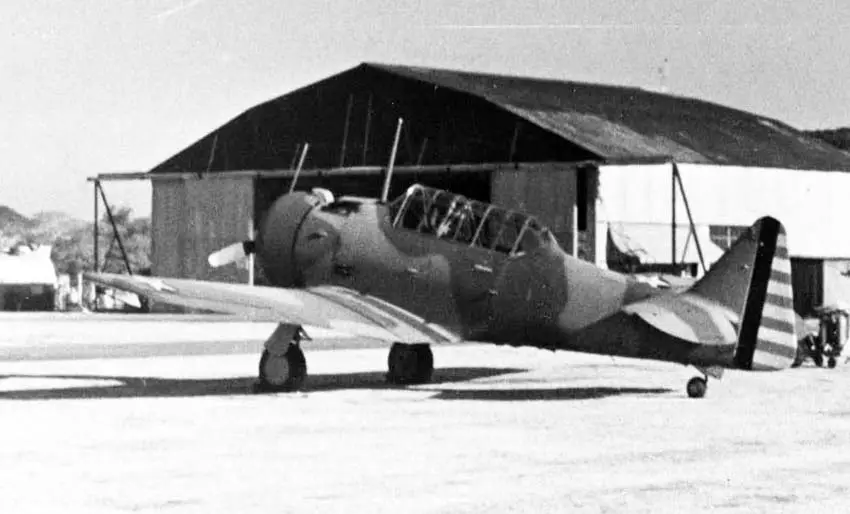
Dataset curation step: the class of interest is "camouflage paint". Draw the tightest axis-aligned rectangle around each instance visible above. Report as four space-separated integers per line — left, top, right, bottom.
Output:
232 188 798 373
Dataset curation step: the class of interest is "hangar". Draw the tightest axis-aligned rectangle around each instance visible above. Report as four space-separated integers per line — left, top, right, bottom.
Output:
109 63 850 315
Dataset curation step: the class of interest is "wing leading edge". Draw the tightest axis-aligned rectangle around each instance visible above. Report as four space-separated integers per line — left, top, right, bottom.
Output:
82 272 460 345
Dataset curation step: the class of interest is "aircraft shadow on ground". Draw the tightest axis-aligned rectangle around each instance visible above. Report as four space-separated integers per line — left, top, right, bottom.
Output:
428 386 674 401
0 368 675 402
0 367 526 401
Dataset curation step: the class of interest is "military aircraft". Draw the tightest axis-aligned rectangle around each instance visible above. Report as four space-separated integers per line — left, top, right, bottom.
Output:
85 183 798 398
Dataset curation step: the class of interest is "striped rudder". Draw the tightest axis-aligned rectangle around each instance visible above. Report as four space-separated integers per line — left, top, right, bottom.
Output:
691 217 797 370
742 220 797 370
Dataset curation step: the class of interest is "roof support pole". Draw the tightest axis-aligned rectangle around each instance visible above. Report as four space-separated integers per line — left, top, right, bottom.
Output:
672 162 707 274
97 181 133 275
671 164 676 265
93 179 99 273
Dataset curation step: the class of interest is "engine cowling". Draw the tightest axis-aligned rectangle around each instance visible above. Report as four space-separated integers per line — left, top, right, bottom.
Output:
255 191 340 287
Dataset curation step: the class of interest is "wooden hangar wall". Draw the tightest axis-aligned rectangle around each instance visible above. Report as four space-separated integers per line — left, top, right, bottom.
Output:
150 174 253 282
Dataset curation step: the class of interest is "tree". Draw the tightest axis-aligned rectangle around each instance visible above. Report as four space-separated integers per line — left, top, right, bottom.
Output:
50 206 151 274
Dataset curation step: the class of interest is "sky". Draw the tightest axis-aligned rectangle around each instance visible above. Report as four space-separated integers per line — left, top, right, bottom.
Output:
1 0 849 220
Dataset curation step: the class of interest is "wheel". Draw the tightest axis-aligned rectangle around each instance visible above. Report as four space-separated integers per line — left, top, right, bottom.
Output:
686 376 707 399
257 344 307 392
828 357 837 368
387 343 434 385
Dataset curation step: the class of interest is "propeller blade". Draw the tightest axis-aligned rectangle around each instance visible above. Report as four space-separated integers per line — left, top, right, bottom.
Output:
208 241 255 268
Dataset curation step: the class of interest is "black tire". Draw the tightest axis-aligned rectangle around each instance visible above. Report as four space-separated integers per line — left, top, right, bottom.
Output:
387 343 434 385
257 344 307 392
828 357 837 369
686 377 707 399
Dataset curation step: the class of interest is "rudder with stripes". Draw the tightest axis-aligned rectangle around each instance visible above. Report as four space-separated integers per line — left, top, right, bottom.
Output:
690 217 797 370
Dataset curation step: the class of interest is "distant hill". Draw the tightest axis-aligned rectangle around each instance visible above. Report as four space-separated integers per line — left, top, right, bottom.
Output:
0 205 36 229
31 211 89 234
805 127 850 151
0 205 86 249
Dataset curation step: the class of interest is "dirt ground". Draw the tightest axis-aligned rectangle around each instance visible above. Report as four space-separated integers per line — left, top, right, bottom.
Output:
1 313 849 513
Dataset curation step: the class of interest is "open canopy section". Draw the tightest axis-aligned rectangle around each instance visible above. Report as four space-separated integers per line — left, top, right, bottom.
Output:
388 184 552 256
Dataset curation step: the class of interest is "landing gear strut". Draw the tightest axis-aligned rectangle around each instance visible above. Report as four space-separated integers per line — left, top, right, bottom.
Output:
256 324 308 392
387 343 434 385
686 376 708 399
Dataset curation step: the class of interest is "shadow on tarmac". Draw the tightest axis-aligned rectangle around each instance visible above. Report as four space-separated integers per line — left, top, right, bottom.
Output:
0 367 527 400
429 386 674 401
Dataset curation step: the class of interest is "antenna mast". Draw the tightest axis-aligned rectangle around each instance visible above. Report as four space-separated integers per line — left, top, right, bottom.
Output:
380 118 404 203
288 142 310 194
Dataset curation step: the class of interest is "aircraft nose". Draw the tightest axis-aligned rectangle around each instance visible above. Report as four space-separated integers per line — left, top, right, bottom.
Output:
256 191 325 286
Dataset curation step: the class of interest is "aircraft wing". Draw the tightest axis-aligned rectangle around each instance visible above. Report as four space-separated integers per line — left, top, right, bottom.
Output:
82 272 461 345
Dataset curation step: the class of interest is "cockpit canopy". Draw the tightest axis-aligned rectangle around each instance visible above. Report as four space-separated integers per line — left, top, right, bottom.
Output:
388 184 552 256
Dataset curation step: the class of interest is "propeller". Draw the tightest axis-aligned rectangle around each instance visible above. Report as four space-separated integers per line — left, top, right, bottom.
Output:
206 187 336 269
208 240 255 268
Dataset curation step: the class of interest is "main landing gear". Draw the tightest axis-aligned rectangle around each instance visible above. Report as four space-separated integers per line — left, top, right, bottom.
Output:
256 324 308 393
386 342 434 385
254 325 436 393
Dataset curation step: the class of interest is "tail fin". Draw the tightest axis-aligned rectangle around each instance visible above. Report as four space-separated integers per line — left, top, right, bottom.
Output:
690 217 797 370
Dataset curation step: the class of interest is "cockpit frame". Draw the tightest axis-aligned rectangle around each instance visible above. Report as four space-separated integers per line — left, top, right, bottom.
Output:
388 184 551 256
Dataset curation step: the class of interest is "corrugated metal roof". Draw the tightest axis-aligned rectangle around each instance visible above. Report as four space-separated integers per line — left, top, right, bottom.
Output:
371 63 850 171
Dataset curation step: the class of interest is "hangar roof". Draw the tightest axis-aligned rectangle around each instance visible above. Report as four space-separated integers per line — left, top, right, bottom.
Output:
150 63 850 173
373 63 850 171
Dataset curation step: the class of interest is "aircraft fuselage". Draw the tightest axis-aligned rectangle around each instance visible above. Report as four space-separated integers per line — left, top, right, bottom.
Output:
252 186 722 366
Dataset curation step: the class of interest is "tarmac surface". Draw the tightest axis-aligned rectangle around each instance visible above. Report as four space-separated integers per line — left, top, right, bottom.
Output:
1 312 850 513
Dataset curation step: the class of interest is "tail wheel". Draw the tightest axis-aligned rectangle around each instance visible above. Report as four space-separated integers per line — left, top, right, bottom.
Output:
387 343 434 385
686 376 708 399
257 344 307 392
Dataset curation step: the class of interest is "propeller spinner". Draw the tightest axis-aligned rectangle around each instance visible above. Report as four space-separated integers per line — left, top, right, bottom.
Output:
206 188 337 286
